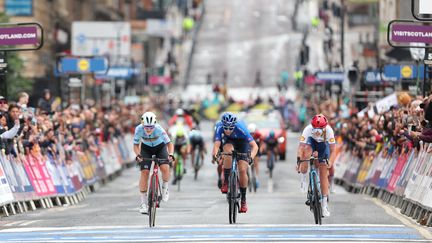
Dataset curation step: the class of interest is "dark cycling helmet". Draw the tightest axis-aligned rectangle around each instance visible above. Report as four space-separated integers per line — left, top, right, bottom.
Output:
311 114 328 129
221 112 237 127
269 130 275 138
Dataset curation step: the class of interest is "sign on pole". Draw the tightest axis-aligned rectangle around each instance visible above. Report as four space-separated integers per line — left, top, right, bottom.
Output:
316 72 345 83
425 49 432 65
72 22 131 65
388 20 432 48
57 56 108 74
0 23 43 51
419 0 432 14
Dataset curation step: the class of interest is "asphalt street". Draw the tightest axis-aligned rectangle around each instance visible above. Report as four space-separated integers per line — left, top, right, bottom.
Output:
0 121 430 242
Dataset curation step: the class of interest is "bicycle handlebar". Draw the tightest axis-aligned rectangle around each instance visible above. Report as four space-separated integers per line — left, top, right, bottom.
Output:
218 152 249 157
141 157 171 162
297 156 329 165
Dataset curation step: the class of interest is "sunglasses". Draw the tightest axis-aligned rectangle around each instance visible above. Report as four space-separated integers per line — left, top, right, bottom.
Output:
223 126 235 131
0 100 7 105
144 125 155 129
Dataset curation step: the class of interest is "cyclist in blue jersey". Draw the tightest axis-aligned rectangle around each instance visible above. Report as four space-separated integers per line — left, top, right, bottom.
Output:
134 112 174 214
212 112 258 213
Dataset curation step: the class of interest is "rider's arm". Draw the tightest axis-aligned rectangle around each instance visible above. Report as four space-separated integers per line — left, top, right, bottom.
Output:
167 141 174 156
297 126 311 159
326 126 336 166
212 124 223 156
249 140 258 159
213 141 221 157
133 124 142 157
328 143 336 166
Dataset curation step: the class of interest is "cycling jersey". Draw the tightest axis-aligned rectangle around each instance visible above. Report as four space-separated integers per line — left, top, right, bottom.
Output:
300 124 335 162
264 136 278 149
215 120 253 154
252 131 263 144
189 130 204 149
299 124 335 144
214 121 253 143
133 124 171 147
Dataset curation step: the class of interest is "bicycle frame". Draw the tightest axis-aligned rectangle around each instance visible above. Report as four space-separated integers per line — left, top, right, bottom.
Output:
143 155 168 227
298 156 324 225
308 159 322 205
219 150 248 224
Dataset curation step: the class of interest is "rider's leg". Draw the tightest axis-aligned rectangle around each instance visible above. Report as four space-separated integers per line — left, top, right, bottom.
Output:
160 164 170 183
328 164 335 192
299 143 312 192
222 143 234 186
139 170 150 204
181 145 187 165
318 163 329 197
299 143 312 173
190 146 196 167
254 156 259 175
238 160 249 201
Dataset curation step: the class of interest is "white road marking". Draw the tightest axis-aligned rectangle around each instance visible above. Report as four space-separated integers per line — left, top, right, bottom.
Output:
366 197 432 240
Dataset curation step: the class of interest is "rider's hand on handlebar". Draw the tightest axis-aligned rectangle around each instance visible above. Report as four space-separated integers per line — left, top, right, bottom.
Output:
212 155 218 164
168 154 175 163
135 154 143 163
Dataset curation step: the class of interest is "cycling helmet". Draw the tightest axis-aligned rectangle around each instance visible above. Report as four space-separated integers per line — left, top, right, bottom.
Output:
221 112 237 127
175 108 184 116
269 130 275 138
311 114 328 129
141 112 157 126
248 123 257 134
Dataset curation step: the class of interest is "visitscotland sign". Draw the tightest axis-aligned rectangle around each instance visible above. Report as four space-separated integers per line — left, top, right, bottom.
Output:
0 26 38 46
391 24 432 44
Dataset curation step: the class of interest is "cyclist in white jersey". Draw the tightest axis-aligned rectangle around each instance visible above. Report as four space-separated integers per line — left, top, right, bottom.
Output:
296 114 336 217
134 112 174 214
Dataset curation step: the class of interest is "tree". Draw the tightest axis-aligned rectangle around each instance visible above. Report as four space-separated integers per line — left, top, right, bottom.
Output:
0 13 33 101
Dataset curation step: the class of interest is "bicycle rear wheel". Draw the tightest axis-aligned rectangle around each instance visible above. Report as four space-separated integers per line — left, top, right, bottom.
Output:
311 174 322 225
268 153 275 179
194 152 200 180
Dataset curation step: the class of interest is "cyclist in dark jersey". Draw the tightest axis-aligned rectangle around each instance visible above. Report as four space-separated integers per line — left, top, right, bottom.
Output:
189 128 206 168
212 112 258 213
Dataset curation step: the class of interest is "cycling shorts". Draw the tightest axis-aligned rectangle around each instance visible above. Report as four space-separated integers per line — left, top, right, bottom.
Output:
221 137 249 154
140 142 170 170
191 140 204 152
306 137 329 163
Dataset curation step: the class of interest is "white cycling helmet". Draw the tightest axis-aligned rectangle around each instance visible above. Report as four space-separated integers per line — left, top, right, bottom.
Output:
248 123 257 133
141 112 157 126
175 108 184 116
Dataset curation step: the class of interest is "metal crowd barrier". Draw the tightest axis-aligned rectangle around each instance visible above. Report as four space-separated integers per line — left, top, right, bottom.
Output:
0 134 135 217
334 141 432 227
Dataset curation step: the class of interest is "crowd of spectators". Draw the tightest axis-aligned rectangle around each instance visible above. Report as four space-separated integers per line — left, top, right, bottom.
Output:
0 90 161 164
304 92 432 158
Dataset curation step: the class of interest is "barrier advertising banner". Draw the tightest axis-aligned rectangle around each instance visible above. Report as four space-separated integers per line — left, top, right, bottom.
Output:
24 155 56 197
0 160 14 205
387 149 410 192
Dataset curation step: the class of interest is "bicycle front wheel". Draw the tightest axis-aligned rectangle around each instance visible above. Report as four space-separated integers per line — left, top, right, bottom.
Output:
176 159 183 191
228 172 238 224
311 174 322 225
149 176 157 227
